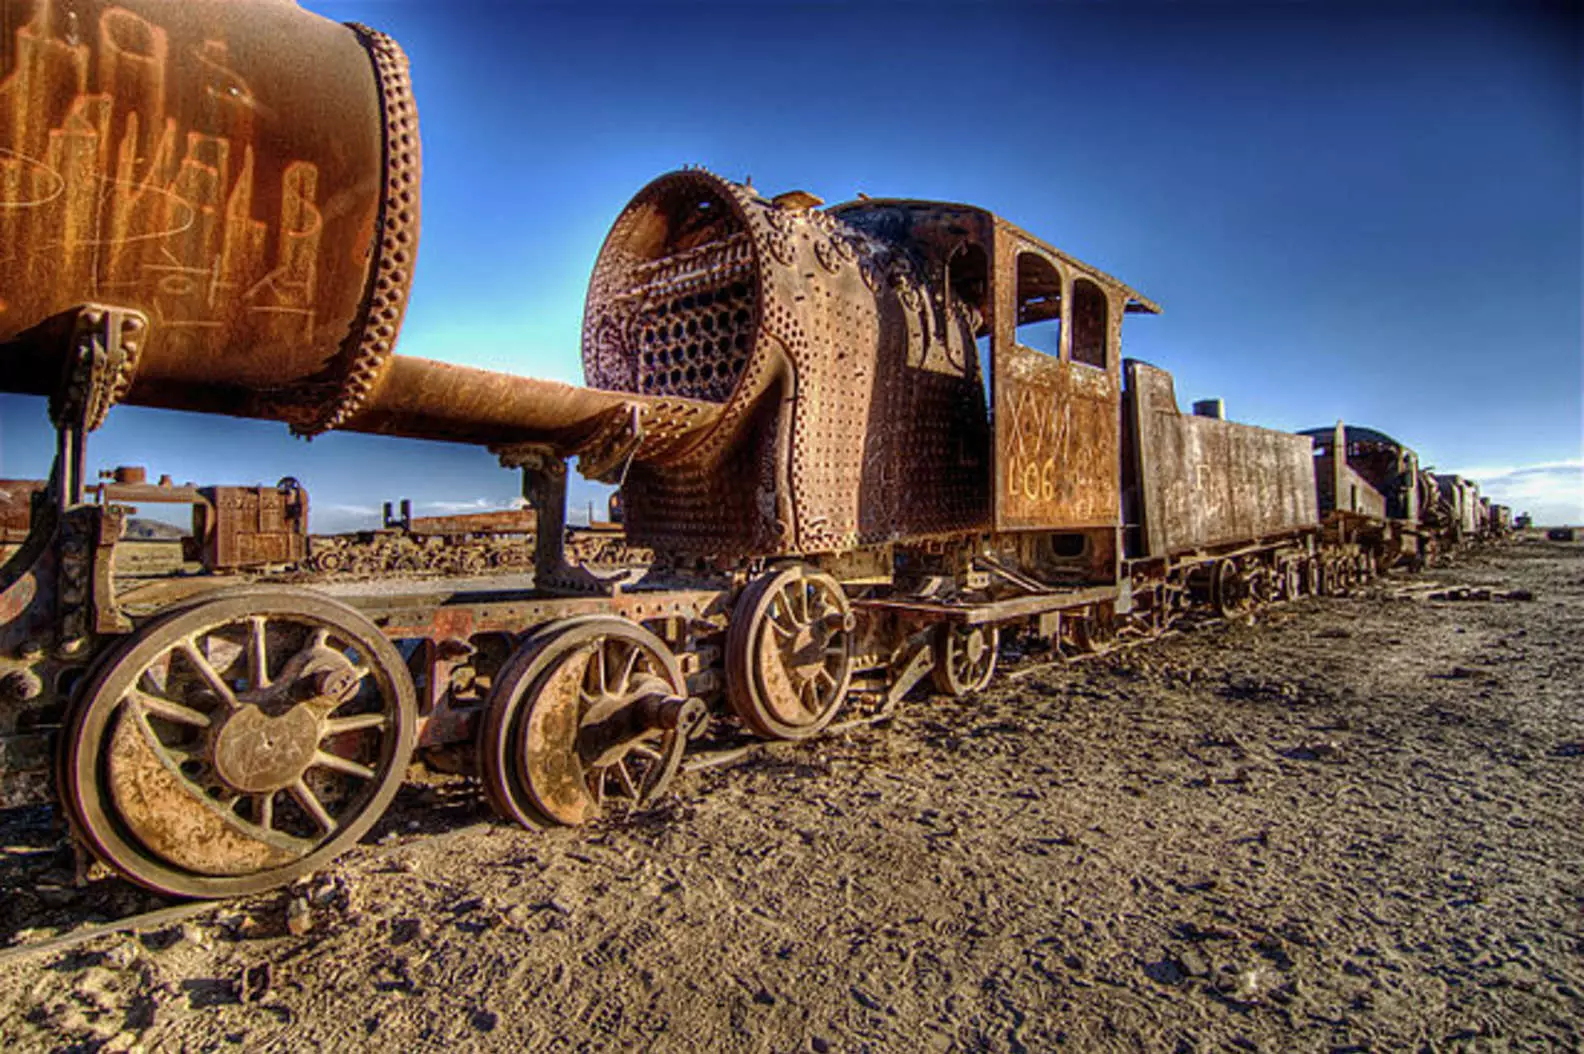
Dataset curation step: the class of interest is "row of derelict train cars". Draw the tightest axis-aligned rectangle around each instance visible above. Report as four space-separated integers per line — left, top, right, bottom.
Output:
0 1 1517 899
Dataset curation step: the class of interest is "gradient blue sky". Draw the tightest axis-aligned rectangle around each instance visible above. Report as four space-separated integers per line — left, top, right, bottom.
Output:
2 0 1579 526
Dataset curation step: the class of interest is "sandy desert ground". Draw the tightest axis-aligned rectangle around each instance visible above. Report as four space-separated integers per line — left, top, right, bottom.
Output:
1 537 1580 1053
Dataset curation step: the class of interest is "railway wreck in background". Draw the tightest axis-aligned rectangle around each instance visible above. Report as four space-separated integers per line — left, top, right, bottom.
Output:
0 0 1508 898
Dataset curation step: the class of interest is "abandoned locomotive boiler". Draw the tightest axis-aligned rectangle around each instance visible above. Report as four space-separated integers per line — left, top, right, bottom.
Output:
0 0 1488 899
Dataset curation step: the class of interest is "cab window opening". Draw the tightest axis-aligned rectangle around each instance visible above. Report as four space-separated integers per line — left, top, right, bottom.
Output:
1071 278 1108 369
1014 251 1063 357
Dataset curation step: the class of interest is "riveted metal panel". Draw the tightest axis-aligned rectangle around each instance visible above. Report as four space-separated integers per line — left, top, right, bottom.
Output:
991 229 1122 532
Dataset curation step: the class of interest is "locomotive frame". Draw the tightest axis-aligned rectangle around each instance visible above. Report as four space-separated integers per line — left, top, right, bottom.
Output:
0 1 1504 900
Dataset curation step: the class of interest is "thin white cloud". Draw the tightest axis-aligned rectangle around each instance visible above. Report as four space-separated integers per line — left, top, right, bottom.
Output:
1446 459 1583 526
417 497 531 514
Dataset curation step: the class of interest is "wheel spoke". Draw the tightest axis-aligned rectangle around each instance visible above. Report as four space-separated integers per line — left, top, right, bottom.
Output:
592 639 609 697
256 792 275 831
630 742 664 762
178 640 239 709
311 750 375 780
247 616 271 689
798 678 821 715
613 642 641 696
613 758 639 800
324 712 388 735
125 687 212 728
290 779 337 834
768 598 804 637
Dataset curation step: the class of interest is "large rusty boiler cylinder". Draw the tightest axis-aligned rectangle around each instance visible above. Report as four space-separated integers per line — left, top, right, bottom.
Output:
582 169 993 558
0 0 419 435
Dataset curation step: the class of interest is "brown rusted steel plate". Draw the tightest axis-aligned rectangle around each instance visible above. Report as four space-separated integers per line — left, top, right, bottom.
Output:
993 342 1120 529
1125 360 1318 557
988 225 1131 532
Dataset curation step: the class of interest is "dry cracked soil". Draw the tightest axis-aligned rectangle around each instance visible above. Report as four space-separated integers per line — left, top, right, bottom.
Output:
1 537 1580 1053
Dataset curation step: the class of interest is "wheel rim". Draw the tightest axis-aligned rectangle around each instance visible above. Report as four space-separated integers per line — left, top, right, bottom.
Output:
726 565 854 740
931 624 999 696
480 617 689 828
61 589 415 898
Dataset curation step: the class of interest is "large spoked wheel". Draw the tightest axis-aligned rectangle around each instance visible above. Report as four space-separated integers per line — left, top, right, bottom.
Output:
1211 559 1250 619
931 623 999 697
60 589 416 898
726 565 854 740
479 617 698 829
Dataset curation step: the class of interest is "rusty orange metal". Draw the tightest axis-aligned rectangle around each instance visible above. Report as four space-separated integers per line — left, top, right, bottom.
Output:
1124 360 1319 556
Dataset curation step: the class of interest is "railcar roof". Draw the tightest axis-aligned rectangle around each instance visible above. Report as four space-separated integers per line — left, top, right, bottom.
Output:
1298 424 1407 449
827 198 1160 316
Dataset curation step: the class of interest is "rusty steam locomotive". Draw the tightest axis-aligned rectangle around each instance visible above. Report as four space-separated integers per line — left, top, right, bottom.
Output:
0 1 1505 898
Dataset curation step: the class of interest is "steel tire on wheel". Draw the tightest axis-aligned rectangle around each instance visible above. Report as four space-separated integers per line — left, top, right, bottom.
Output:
726 565 854 740
60 588 416 899
478 616 689 829
931 623 999 696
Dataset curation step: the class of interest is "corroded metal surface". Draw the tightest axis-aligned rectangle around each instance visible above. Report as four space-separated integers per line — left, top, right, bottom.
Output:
59 588 416 897
0 1 395 425
1124 360 1318 556
724 565 854 739
583 170 1157 559
477 617 693 829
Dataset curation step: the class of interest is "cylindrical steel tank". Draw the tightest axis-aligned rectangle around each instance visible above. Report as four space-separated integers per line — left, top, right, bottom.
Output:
0 0 416 435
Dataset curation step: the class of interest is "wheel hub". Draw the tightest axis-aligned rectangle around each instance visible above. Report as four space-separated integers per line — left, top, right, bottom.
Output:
211 704 321 793
964 630 986 665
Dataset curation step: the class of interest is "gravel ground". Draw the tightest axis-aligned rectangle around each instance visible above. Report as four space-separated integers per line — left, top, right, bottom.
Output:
1 537 1580 1053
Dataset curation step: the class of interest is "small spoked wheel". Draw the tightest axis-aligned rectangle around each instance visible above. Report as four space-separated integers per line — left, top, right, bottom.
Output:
1303 558 1321 597
60 589 416 898
479 617 700 829
1246 567 1275 607
1211 559 1250 618
726 565 855 740
1280 562 1302 601
1068 604 1116 656
931 623 999 697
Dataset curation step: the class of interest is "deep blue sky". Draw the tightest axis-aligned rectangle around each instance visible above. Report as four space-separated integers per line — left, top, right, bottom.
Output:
2 0 1579 525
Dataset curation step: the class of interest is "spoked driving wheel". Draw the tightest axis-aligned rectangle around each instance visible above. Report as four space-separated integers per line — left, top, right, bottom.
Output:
931 623 999 696
726 565 855 740
61 589 416 898
479 617 701 829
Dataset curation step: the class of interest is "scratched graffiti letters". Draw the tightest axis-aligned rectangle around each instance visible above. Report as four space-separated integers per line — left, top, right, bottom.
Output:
0 4 323 348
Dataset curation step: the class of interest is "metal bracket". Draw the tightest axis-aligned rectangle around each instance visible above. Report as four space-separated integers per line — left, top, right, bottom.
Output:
495 443 621 596
47 305 149 506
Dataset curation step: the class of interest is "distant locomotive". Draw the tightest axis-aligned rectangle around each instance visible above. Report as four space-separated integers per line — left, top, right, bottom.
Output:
0 0 1504 898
